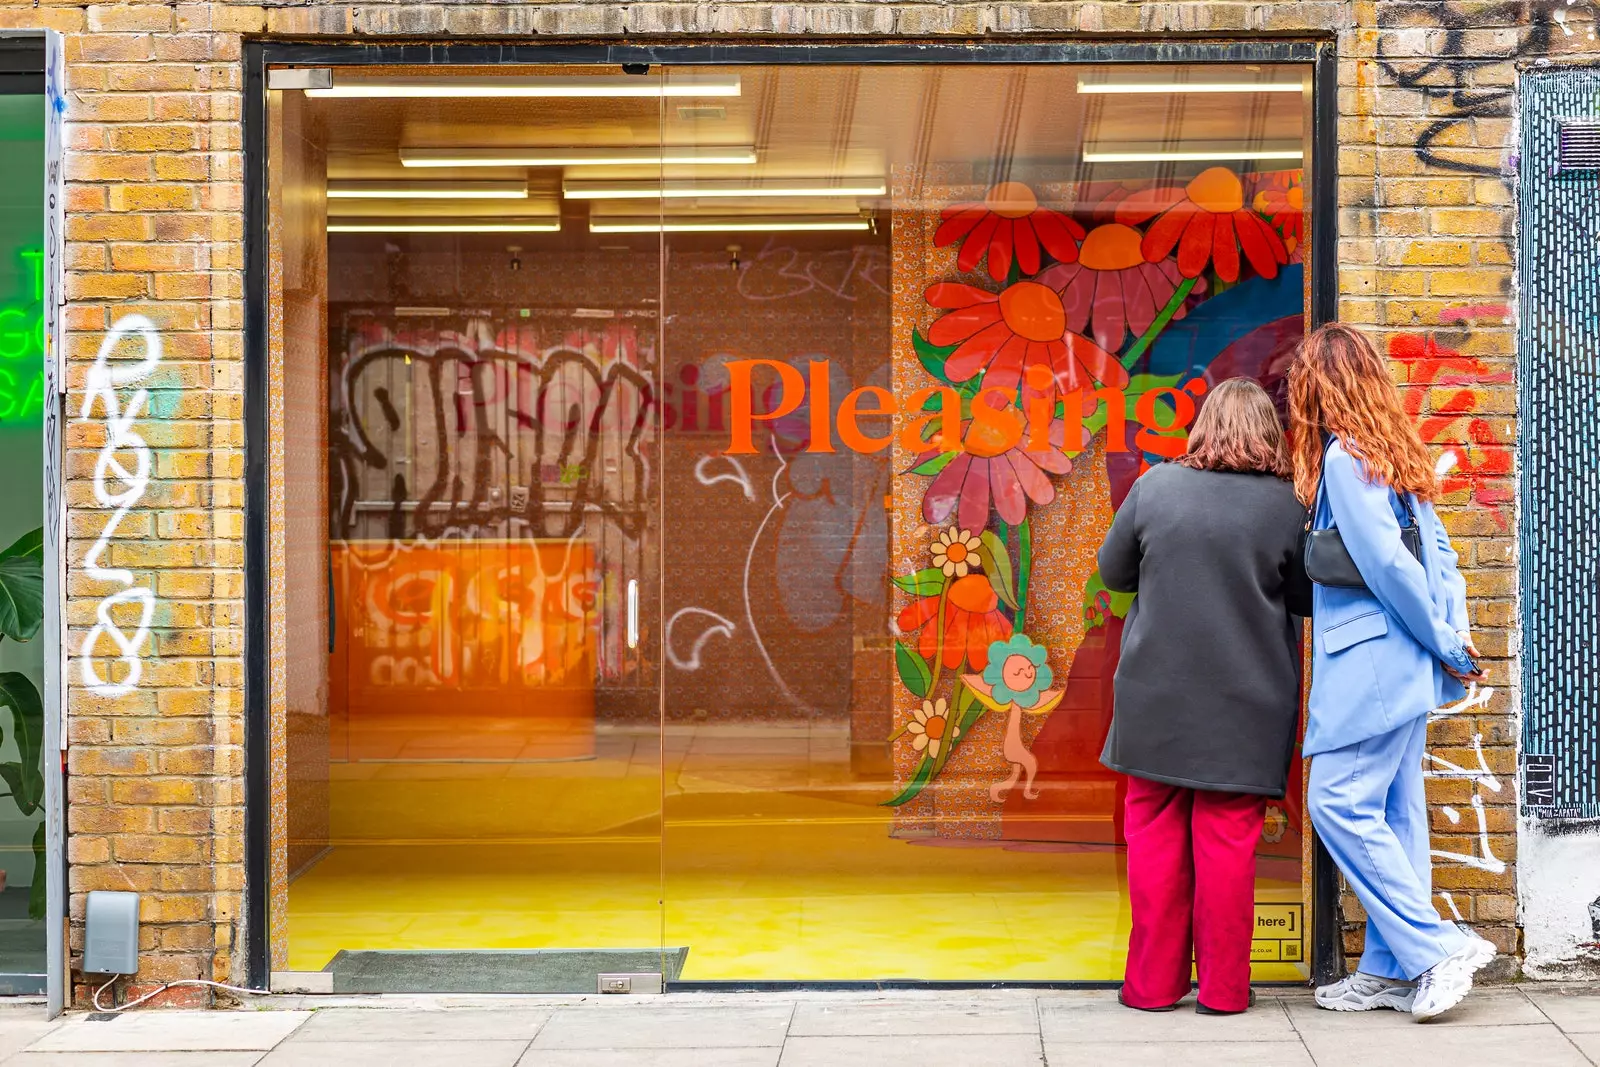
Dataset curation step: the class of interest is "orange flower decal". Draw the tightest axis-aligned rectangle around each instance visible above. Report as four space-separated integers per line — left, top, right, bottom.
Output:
1116 167 1289 282
925 279 1129 400
934 182 1086 282
897 573 1014 671
1035 223 1204 353
1253 175 1304 255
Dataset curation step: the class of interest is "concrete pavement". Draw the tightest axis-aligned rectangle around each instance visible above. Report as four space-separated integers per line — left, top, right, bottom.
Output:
0 985 1597 1065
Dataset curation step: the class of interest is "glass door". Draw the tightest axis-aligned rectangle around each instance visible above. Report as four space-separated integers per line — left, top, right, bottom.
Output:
276 66 667 991
657 60 1313 982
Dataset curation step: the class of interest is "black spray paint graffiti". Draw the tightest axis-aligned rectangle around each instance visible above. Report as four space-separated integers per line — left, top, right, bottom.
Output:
332 337 655 542
1378 1 1593 175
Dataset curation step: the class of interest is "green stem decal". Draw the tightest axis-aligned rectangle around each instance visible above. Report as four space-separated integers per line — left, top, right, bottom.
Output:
928 585 950 694
1017 518 1032 629
1121 276 1197 370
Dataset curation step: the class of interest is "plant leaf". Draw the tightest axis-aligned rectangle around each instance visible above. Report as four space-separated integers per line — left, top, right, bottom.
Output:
931 681 984 780
912 328 958 384
978 530 1019 611
28 821 44 921
892 568 948 598
0 529 43 562
0 673 44 815
908 451 957 478
894 640 933 699
882 755 936 807
0 527 44 644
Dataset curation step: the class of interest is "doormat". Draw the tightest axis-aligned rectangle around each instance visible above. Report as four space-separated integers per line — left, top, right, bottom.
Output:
323 948 689 993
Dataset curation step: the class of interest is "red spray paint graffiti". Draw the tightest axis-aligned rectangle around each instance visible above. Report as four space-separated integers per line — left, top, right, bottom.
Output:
1389 305 1514 529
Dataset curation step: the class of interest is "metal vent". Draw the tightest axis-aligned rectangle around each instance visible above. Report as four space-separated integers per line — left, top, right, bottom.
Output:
1557 120 1600 171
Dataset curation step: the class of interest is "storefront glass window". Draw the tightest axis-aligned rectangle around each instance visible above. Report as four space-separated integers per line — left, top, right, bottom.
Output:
274 58 1312 988
0 84 48 991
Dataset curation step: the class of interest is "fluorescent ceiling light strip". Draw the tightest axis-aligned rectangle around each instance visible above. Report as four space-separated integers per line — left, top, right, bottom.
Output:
328 218 561 233
590 216 870 233
564 178 887 199
309 75 741 98
1082 149 1305 163
401 146 758 168
327 180 529 199
1077 79 1304 94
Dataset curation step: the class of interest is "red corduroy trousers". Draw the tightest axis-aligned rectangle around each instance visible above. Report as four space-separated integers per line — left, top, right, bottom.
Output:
1120 776 1268 1012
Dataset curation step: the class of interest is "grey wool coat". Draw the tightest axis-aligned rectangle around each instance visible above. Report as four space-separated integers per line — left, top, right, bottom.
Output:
1096 462 1310 797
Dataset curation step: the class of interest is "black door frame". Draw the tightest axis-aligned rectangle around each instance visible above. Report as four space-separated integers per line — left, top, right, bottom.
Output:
243 36 1342 991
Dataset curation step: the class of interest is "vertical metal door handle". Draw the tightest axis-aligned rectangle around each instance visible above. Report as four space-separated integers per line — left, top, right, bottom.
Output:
626 579 639 649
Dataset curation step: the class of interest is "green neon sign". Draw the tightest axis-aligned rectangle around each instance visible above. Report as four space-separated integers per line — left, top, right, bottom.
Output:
0 247 44 422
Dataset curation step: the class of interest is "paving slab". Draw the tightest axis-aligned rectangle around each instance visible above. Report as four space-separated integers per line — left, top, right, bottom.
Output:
259 1038 528 1066
1042 1040 1316 1066
530 1006 792 1049
1298 1023 1592 1066
1038 993 1297 1042
517 1050 781 1067
4 1055 264 1067
289 1006 551 1042
1284 988 1547 1031
29 1011 311 1053
777 1033 1045 1067
787 996 1037 1036
0 1019 62 1060
1528 989 1600 1033
1565 1031 1600 1061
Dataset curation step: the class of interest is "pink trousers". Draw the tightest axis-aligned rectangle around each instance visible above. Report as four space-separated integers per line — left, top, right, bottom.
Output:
1120 776 1267 1012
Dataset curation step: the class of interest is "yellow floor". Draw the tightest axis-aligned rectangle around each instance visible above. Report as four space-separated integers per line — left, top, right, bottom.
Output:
287 724 1307 982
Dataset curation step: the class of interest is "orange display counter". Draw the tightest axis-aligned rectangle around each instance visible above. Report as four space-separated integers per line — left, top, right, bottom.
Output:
328 538 599 762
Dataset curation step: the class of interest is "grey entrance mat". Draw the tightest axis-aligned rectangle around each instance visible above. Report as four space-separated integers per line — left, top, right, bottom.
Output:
324 948 688 993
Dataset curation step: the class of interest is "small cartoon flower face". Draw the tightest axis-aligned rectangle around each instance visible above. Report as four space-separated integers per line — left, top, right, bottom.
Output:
982 633 1054 709
931 528 983 578
906 697 960 761
1000 654 1037 694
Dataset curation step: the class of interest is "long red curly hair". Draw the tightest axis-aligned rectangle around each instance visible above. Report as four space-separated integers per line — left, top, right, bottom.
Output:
1287 323 1437 505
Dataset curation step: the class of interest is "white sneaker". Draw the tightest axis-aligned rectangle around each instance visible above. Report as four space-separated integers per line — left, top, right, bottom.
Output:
1411 937 1497 1021
1314 972 1416 1012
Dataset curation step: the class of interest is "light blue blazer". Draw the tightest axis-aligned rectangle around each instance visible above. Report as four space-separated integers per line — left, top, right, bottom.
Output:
1303 437 1476 756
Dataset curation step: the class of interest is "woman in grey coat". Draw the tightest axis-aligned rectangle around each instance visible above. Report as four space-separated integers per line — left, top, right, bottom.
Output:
1097 377 1308 1017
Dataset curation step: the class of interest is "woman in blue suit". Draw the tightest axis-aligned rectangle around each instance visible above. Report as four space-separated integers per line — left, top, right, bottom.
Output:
1289 324 1493 1022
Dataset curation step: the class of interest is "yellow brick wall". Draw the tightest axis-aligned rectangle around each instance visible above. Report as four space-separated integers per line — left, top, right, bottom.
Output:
0 0 1585 1003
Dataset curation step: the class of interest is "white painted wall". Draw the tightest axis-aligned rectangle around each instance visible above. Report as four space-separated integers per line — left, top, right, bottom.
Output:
1519 819 1600 979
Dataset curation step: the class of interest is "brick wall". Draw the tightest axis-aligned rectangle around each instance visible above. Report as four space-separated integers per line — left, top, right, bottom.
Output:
0 0 1589 1002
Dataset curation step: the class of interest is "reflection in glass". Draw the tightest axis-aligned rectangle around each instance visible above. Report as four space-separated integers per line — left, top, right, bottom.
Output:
0 91 46 991
276 59 1313 988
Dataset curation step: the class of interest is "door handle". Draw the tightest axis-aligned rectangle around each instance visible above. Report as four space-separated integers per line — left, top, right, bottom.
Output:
626 579 639 650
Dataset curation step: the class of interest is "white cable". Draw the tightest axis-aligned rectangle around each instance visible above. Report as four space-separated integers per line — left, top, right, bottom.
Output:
92 974 263 1013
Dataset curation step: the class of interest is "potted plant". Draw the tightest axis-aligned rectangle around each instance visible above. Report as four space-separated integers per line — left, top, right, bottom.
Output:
0 528 46 920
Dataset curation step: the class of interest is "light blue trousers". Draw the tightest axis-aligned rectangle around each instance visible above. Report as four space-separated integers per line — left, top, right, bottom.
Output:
1308 714 1468 980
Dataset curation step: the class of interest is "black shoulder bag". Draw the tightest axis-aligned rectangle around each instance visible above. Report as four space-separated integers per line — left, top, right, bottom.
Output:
1297 450 1423 591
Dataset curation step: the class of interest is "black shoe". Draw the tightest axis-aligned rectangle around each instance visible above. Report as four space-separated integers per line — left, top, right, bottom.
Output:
1118 989 1180 1012
1196 989 1256 1015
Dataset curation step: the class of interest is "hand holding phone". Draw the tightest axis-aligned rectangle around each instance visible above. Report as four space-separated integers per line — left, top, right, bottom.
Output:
1448 631 1486 683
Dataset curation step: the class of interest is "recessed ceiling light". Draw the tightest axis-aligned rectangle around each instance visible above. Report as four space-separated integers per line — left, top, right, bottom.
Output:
563 178 886 200
589 215 871 234
400 146 759 168
326 180 530 199
327 217 562 233
309 75 741 98
1076 79 1304 94
1082 148 1305 163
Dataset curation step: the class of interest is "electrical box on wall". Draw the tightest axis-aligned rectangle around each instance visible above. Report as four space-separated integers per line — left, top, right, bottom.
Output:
83 891 139 975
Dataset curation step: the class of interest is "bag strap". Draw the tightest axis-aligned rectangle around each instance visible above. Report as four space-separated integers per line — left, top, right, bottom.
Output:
1397 488 1418 528
1317 434 1420 530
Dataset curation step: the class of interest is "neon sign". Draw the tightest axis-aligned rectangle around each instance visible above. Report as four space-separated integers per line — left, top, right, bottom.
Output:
0 247 44 422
